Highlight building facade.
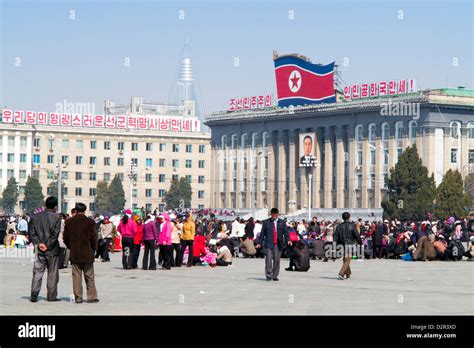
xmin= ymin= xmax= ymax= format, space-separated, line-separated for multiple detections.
xmin=206 ymin=88 xmax=474 ymax=215
xmin=0 ymin=121 xmax=211 ymax=214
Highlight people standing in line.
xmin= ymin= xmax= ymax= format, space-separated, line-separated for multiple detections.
xmin=180 ymin=212 xmax=196 ymax=267
xmin=170 ymin=215 xmax=182 ymax=267
xmin=117 ymin=212 xmax=137 ymax=269
xmin=131 ymin=217 xmax=143 ymax=269
xmin=333 ymin=212 xmax=362 ymax=280
xmin=63 ymin=203 xmax=99 ymax=304
xmin=29 ymin=196 xmax=62 ymax=302
xmin=142 ymin=215 xmax=159 ymax=270
xmin=255 ymin=208 xmax=291 ymax=281
xmin=99 ymin=216 xmax=116 ymax=262
xmin=158 ymin=212 xmax=172 ymax=270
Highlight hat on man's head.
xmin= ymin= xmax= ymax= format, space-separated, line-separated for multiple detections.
xmin=125 ymin=209 xmax=132 ymax=215
xmin=9 ymin=216 xmax=16 ymax=223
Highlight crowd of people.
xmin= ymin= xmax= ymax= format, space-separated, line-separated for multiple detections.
xmin=1 ymin=198 xmax=473 ymax=301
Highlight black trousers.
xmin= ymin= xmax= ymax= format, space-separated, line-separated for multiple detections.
xmin=373 ymin=245 xmax=383 ymax=259
xmin=102 ymin=238 xmax=111 ymax=261
xmin=180 ymin=240 xmax=194 ymax=267
xmin=58 ymin=247 xmax=70 ymax=269
xmin=170 ymin=243 xmax=181 ymax=266
xmin=131 ymin=244 xmax=141 ymax=268
xmin=192 ymin=256 xmax=202 ymax=265
xmin=216 ymin=259 xmax=232 ymax=266
xmin=95 ymin=239 xmax=104 ymax=259
xmin=143 ymin=240 xmax=157 ymax=270
xmin=159 ymin=245 xmax=171 ymax=269
xmin=121 ymin=237 xmax=134 ymax=269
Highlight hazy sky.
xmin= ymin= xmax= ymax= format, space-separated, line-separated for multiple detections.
xmin=1 ymin=0 xmax=472 ymax=115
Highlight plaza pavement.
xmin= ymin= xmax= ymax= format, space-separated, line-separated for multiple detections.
xmin=0 ymin=248 xmax=473 ymax=315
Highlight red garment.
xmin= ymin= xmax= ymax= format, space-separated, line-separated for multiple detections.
xmin=193 ymin=235 xmax=207 ymax=257
xmin=273 ymin=221 xmax=277 ymax=244
xmin=133 ymin=224 xmax=144 ymax=245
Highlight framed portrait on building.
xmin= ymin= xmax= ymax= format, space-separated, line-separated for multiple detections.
xmin=299 ymin=132 xmax=317 ymax=167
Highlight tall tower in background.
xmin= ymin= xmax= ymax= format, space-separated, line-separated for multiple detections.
xmin=169 ymin=39 xmax=206 ymax=128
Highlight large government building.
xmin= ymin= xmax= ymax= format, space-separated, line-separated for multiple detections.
xmin=0 ymin=98 xmax=211 ymax=214
xmin=206 ymin=88 xmax=474 ymax=216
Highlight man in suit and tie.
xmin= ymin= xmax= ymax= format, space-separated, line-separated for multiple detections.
xmin=256 ymin=208 xmax=291 ymax=281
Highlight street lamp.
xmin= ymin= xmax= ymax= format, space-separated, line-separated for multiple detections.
xmin=128 ymin=161 xmax=137 ymax=210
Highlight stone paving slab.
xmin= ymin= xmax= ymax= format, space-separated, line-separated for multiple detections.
xmin=0 ymin=250 xmax=473 ymax=315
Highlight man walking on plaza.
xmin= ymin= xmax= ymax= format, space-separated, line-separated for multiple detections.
xmin=63 ymin=203 xmax=99 ymax=303
xmin=333 ymin=211 xmax=362 ymax=280
xmin=256 ymin=208 xmax=291 ymax=281
xmin=29 ymin=196 xmax=61 ymax=302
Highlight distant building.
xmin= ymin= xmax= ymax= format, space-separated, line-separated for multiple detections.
xmin=205 ymin=88 xmax=474 ymax=216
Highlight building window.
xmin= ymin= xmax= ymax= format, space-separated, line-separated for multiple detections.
xmin=19 ymin=170 xmax=26 ymax=179
xmin=75 ymin=187 xmax=82 ymax=196
xmin=186 ymin=144 xmax=192 ymax=153
xmin=408 ymin=120 xmax=417 ymax=141
xmin=33 ymin=154 xmax=40 ymax=164
xmin=172 ymin=159 xmax=179 ymax=168
xmin=146 ymin=158 xmax=153 ymax=167
xmin=198 ymin=191 xmax=205 ymax=199
xmin=131 ymin=143 xmax=138 ymax=151
xmin=450 ymin=121 xmax=461 ymax=139
xmin=145 ymin=173 xmax=152 ymax=182
xmin=145 ymin=189 xmax=152 ymax=197
xmin=8 ymin=136 xmax=15 ymax=146
xmin=33 ymin=138 xmax=41 ymax=147
xmin=199 ymin=144 xmax=205 ymax=153
xmin=90 ymin=140 xmax=97 ymax=149
xmin=75 ymin=172 xmax=82 ymax=180
xmin=159 ymin=159 xmax=166 ymax=167
xmin=118 ymin=173 xmax=124 ymax=181
xmin=47 ymin=155 xmax=54 ymax=164
xmin=103 ymin=141 xmax=110 ymax=150
xmin=104 ymin=157 xmax=111 ymax=166
xmin=7 ymin=153 xmax=14 ymax=162
xmin=159 ymin=174 xmax=166 ymax=183
xmin=186 ymin=175 xmax=192 ymax=183
xmin=62 ymin=171 xmax=68 ymax=180
xmin=468 ymin=123 xmax=474 ymax=139
xmin=76 ymin=140 xmax=83 ymax=149
xmin=132 ymin=189 xmax=137 ymax=198
xmin=61 ymin=155 xmax=68 ymax=164
xmin=62 ymin=139 xmax=69 ymax=149
xmin=159 ymin=203 xmax=165 ymax=211
xmin=159 ymin=189 xmax=166 ymax=198
xmin=198 ymin=160 xmax=205 ymax=169
xmin=185 ymin=160 xmax=192 ymax=168
xmin=90 ymin=157 xmax=96 ymax=165
xmin=104 ymin=173 xmax=110 ymax=181
xmin=47 ymin=138 xmax=54 ymax=149
xmin=131 ymin=158 xmax=138 ymax=165
xmin=90 ymin=172 xmax=97 ymax=181
xmin=117 ymin=158 xmax=124 ymax=166
xmin=89 ymin=188 xmax=96 ymax=196
xmin=89 ymin=203 xmax=96 ymax=212
xmin=159 ymin=143 xmax=166 ymax=152
xmin=469 ymin=149 xmax=474 ymax=164
xmin=173 ymin=144 xmax=179 ymax=152
xmin=7 ymin=169 xmax=14 ymax=178
xmin=118 ymin=142 xmax=124 ymax=151
xmin=19 ymin=136 xmax=27 ymax=147
xmin=450 ymin=148 xmax=458 ymax=163
xmin=368 ymin=124 xmax=376 ymax=143
xmin=146 ymin=143 xmax=153 ymax=151
xmin=20 ymin=154 xmax=27 ymax=163
xmin=32 ymin=170 xmax=40 ymax=178
xmin=76 ymin=156 xmax=83 ymax=165
xmin=172 ymin=174 xmax=179 ymax=181
xmin=198 ymin=175 xmax=205 ymax=184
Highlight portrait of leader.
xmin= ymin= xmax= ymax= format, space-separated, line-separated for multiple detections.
xmin=299 ymin=133 xmax=316 ymax=167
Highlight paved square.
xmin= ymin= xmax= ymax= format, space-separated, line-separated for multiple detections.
xmin=1 ymin=250 xmax=472 ymax=315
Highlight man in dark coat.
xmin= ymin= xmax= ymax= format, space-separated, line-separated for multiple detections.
xmin=373 ymin=220 xmax=388 ymax=258
xmin=286 ymin=240 xmax=310 ymax=272
xmin=63 ymin=203 xmax=99 ymax=304
xmin=255 ymin=208 xmax=291 ymax=281
xmin=334 ymin=212 xmax=362 ymax=280
xmin=29 ymin=196 xmax=61 ymax=302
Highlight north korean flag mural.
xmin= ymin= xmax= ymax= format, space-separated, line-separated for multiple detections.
xmin=274 ymin=54 xmax=336 ymax=107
